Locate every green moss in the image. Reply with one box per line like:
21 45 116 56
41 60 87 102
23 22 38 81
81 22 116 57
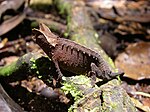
61 75 93 100
0 61 17 77
0 58 28 77
29 0 52 11
54 0 71 15
31 21 39 28
61 77 84 101
47 24 58 32
30 57 39 74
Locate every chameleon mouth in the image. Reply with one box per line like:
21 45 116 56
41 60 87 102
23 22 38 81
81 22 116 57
32 28 43 41
109 70 124 79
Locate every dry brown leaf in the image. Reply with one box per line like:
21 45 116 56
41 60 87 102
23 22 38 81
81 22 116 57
131 98 150 112
115 42 150 80
114 22 146 35
0 13 26 36
2 56 19 66
0 38 8 49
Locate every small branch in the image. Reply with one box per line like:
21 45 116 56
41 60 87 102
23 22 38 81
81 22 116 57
0 84 24 112
0 52 44 77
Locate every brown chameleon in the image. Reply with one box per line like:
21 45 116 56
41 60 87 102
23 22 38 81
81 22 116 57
32 23 123 81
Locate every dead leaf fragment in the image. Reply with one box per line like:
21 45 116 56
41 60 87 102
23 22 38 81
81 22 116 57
21 77 47 93
0 38 8 49
115 42 150 80
131 98 150 112
114 22 146 35
2 56 19 66
0 13 26 36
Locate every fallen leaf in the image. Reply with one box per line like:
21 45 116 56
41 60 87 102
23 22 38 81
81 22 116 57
21 77 46 93
0 38 8 49
86 0 126 9
0 13 26 36
142 98 150 107
131 98 150 112
0 0 25 18
2 56 19 66
115 42 150 80
114 22 146 35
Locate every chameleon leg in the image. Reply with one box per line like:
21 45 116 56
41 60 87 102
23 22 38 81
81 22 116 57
90 63 123 80
90 63 103 79
88 71 97 81
52 58 63 80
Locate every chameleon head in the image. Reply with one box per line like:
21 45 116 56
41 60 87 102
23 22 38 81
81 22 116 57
32 23 58 47
104 70 124 81
32 25 56 57
32 28 49 46
96 69 124 81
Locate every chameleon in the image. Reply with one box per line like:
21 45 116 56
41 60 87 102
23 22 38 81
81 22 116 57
32 23 123 81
